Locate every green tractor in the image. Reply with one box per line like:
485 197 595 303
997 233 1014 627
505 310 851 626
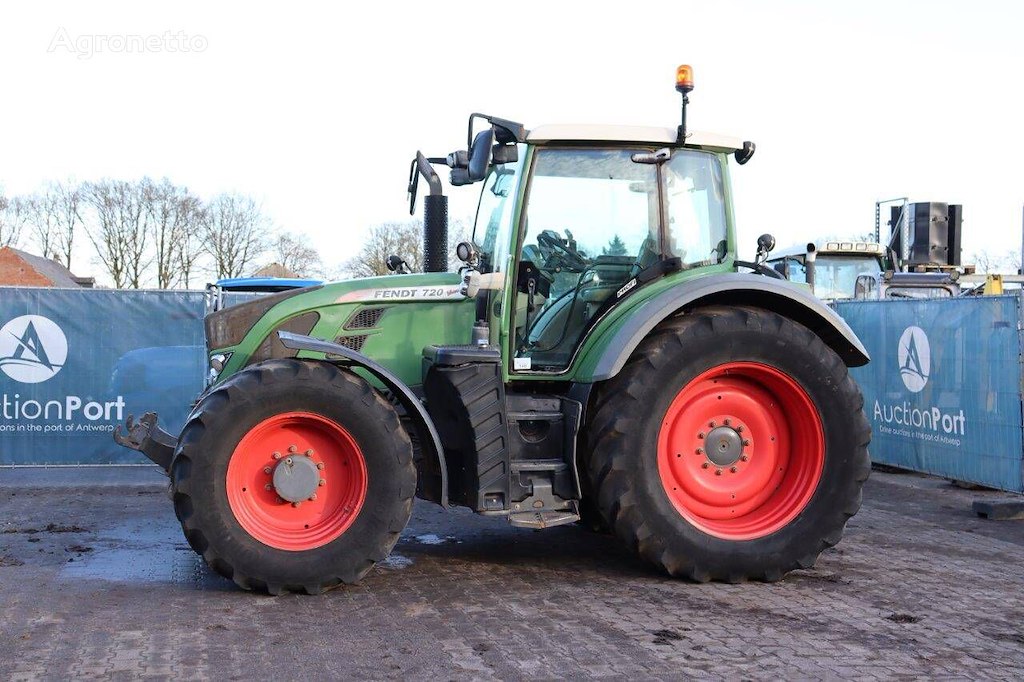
115 66 871 594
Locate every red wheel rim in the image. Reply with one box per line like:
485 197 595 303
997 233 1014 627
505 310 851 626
657 362 824 540
226 411 367 551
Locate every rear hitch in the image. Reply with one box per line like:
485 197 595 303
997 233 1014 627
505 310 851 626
112 412 177 473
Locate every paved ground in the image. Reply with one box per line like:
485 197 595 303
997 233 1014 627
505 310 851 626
0 466 1022 680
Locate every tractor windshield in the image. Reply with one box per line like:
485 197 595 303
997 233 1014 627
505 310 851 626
473 145 526 275
812 255 885 300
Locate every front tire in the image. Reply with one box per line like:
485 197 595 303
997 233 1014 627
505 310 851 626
587 306 870 582
171 359 416 594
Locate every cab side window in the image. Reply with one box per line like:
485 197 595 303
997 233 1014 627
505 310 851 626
515 148 658 371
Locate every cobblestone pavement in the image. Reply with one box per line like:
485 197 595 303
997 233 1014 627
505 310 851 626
1 466 1022 680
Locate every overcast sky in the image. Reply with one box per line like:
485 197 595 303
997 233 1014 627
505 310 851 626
2 0 1021 279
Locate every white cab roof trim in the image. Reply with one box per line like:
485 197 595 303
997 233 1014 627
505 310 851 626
526 124 744 151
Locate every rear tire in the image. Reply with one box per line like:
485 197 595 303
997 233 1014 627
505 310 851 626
587 306 870 582
171 359 416 594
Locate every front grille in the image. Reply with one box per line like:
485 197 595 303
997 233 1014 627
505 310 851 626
329 334 368 356
344 307 388 330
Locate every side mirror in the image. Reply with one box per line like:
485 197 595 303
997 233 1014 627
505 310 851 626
755 233 775 264
468 129 494 182
386 255 410 274
450 129 495 186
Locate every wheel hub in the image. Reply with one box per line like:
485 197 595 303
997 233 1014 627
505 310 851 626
272 454 322 503
704 425 744 466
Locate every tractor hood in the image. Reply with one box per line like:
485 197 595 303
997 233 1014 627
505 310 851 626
322 272 465 305
206 270 474 390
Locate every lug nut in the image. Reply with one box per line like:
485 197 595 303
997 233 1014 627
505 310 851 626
742 439 750 447
305 449 314 457
709 421 717 428
701 463 710 469
308 493 317 502
741 455 749 462
724 418 731 426
272 452 282 460
730 466 738 473
316 462 324 471
263 467 272 474
736 426 744 433
698 432 705 439
318 479 326 486
292 501 301 508
264 483 273 491
288 445 298 454
696 448 704 455
715 468 723 476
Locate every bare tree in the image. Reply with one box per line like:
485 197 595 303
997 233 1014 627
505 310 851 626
174 208 206 289
201 193 271 279
969 249 1001 274
84 179 151 288
48 180 83 268
24 192 61 259
1003 249 1022 274
20 182 81 265
0 192 29 248
344 221 424 278
275 232 323 278
145 178 204 288
342 218 473 279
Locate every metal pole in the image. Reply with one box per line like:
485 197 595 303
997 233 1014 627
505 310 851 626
1020 204 1023 275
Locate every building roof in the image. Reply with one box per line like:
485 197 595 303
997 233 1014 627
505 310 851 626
1 246 93 287
252 262 301 279
525 125 745 151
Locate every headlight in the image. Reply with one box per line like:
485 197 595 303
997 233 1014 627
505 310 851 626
210 352 230 372
207 352 233 386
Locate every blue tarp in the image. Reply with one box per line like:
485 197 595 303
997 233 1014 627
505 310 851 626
0 287 206 464
836 294 1024 492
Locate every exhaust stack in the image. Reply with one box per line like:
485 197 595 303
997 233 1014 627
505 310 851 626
412 151 449 273
423 194 448 273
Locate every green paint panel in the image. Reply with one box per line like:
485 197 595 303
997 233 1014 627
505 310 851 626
214 272 475 387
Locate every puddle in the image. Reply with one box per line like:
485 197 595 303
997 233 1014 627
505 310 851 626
412 534 453 545
60 520 229 590
380 553 413 570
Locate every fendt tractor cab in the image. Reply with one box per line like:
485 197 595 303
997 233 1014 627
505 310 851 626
115 67 871 594
766 241 889 301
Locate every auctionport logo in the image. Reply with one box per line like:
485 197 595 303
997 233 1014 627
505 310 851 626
0 315 68 384
897 326 929 393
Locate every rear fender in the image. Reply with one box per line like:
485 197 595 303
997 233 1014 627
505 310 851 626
581 273 869 382
278 331 449 508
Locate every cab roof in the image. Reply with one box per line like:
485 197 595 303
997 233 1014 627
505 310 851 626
525 124 744 152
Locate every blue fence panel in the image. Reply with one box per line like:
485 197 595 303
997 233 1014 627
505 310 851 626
835 295 1024 492
0 288 206 465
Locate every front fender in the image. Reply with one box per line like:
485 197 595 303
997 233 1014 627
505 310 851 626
278 331 449 508
577 273 869 382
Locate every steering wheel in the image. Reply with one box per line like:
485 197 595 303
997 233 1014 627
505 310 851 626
537 230 588 271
